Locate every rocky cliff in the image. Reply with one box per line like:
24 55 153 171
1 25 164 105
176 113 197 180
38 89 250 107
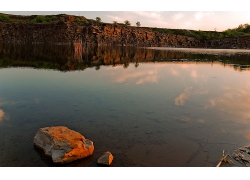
0 14 250 49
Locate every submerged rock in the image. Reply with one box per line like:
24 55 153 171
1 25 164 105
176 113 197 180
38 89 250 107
34 126 94 164
242 154 250 162
97 151 114 165
239 147 249 153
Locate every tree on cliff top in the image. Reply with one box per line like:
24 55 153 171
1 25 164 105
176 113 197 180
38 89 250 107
124 20 131 26
96 17 101 23
136 21 141 27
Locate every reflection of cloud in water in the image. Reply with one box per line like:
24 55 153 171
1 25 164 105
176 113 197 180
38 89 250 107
198 119 206 123
191 70 197 78
237 129 250 140
175 87 192 106
170 68 179 76
180 64 190 69
115 70 158 84
206 88 250 123
0 109 4 121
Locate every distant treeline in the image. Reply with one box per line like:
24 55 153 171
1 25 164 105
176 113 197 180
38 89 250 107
1 13 250 39
148 23 250 39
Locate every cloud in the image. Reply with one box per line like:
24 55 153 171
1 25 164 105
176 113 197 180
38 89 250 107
172 13 184 22
180 64 191 69
236 129 250 140
175 87 193 106
205 88 250 123
107 15 124 22
133 11 162 20
0 109 4 121
191 70 197 78
170 68 179 76
195 12 203 21
115 70 158 84
198 119 206 123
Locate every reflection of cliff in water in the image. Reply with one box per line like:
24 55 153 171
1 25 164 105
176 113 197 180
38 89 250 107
0 43 250 71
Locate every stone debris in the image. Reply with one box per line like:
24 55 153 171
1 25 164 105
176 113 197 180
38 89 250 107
231 146 250 167
34 126 94 164
217 146 250 167
97 151 114 166
242 154 250 162
239 147 249 153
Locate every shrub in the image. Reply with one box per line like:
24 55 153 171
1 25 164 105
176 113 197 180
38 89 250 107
96 17 101 23
124 20 131 26
0 14 10 22
136 21 141 27
32 15 46 23
74 18 89 24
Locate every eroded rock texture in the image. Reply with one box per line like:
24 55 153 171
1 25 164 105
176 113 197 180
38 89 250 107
1 15 250 49
34 126 94 164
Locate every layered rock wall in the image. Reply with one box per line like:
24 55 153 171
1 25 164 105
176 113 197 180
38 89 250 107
1 21 250 49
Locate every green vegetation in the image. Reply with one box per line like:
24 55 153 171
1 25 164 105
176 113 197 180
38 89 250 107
148 27 222 39
136 21 141 27
74 18 89 24
124 20 131 26
31 15 58 23
0 14 10 22
96 17 101 23
148 24 250 39
222 24 250 37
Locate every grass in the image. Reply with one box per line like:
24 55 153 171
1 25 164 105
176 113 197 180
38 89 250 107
30 15 58 23
0 14 10 22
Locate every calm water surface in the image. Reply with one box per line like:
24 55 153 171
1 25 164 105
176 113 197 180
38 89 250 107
0 44 250 167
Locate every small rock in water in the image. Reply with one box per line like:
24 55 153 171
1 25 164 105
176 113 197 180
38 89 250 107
244 145 250 149
239 147 248 152
242 154 250 162
34 126 94 164
232 150 242 158
97 151 114 166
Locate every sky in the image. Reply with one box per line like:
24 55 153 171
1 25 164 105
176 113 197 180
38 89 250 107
1 0 250 32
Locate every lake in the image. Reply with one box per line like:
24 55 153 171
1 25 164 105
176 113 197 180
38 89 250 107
0 43 250 167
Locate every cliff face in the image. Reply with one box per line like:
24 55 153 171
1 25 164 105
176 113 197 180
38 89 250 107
1 20 250 49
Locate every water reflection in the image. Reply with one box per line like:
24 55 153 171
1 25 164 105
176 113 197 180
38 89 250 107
175 87 192 106
115 70 158 84
0 109 4 121
206 84 250 124
1 43 250 167
0 43 250 71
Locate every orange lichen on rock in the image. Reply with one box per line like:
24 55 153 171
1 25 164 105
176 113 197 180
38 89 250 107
34 126 94 164
97 151 114 166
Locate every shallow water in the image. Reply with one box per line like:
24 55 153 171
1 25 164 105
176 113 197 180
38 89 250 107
0 44 250 167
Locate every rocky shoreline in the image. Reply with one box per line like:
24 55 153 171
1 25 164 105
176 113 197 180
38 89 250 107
217 146 250 167
1 14 250 49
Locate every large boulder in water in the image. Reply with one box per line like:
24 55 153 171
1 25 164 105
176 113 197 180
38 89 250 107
34 126 94 164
